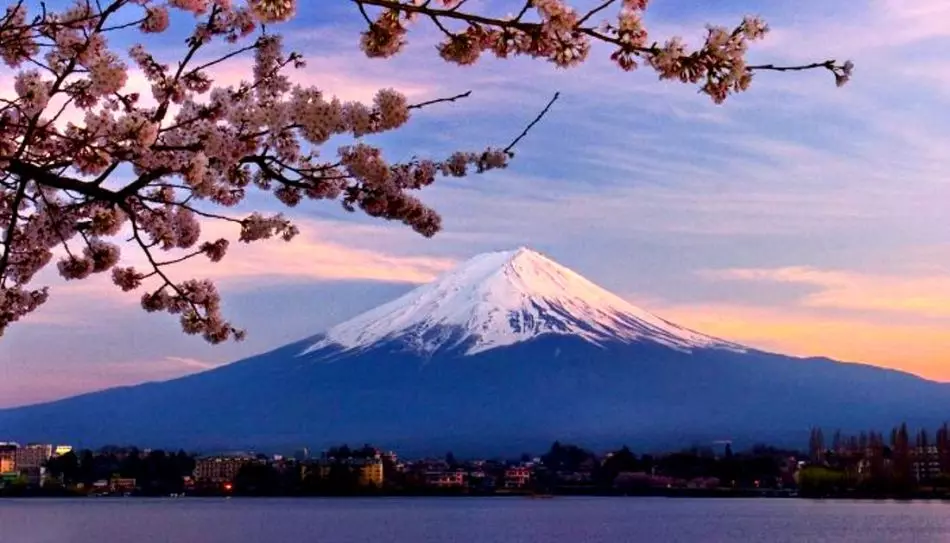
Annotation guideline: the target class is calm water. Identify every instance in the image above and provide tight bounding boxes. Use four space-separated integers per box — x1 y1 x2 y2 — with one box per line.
2 497 950 542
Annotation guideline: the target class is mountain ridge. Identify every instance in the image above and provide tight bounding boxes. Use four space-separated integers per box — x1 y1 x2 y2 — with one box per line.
2 247 949 455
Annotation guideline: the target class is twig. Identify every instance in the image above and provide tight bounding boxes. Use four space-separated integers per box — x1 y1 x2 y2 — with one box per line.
576 0 619 27
504 92 560 154
408 90 472 110
746 60 835 72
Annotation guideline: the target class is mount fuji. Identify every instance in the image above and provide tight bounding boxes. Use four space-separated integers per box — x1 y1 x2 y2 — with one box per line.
3 247 950 455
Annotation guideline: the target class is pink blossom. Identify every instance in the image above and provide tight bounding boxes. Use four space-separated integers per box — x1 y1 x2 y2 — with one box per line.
200 239 229 262
248 0 296 23
88 54 129 97
0 5 39 67
112 267 144 291
0 286 48 335
83 240 121 273
168 0 211 15
14 71 50 115
86 206 126 237
141 6 170 33
360 17 406 58
57 256 94 280
374 88 410 130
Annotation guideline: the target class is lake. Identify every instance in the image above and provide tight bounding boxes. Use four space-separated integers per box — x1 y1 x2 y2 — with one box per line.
2 497 950 542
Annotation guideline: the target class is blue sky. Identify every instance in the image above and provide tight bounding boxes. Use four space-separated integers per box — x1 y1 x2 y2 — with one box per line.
2 0 950 407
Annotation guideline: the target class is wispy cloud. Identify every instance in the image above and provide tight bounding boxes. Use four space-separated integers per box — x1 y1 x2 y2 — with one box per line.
703 267 950 320
182 218 457 286
163 356 221 371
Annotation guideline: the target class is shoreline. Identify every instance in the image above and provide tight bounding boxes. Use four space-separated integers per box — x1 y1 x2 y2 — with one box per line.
6 489 950 501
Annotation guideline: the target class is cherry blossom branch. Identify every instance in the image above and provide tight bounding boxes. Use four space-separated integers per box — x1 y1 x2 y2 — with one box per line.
0 177 29 285
352 0 853 100
0 0 847 342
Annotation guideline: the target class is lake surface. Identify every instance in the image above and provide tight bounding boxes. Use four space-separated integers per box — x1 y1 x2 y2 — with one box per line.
3 497 950 542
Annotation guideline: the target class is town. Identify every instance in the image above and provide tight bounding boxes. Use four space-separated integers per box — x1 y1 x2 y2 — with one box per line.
4 423 950 499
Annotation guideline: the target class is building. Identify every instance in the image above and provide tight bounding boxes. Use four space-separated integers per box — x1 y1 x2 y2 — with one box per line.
504 467 531 489
358 457 384 487
15 444 53 470
425 470 465 488
0 443 17 473
914 445 941 482
194 456 254 484
110 478 137 493
54 445 73 457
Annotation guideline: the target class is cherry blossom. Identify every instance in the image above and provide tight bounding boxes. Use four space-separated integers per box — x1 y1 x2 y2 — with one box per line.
0 0 848 343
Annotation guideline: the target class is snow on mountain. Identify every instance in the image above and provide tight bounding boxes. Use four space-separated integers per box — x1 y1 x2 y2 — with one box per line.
303 247 741 357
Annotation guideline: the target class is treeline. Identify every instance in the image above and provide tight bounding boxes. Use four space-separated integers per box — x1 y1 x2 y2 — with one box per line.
533 442 795 493
800 423 950 498
41 447 196 495
224 445 394 497
202 442 801 497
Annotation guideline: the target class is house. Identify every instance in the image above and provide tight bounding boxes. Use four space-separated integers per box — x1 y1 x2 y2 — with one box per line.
504 467 531 489
110 477 137 493
15 444 53 470
357 457 384 487
425 470 465 488
0 443 17 473
194 456 254 484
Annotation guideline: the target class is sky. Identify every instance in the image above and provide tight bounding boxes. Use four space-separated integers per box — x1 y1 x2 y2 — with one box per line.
2 0 949 407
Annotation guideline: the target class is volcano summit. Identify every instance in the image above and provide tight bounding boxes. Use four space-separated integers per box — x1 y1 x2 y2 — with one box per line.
306 247 738 357
2 248 949 454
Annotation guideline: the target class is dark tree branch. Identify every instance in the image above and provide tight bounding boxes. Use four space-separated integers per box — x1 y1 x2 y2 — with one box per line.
408 90 472 110
504 92 560 155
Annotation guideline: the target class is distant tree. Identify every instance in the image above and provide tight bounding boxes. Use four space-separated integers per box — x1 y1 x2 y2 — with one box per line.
541 441 595 472
808 428 825 463
78 450 96 484
938 423 950 474
234 462 280 495
119 448 142 479
45 451 80 485
892 422 912 484
323 462 360 495
598 446 641 485
326 445 352 460
0 0 850 341
831 430 842 454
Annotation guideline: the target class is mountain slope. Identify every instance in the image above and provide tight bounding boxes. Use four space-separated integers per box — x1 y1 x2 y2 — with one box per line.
305 247 738 356
1 247 948 455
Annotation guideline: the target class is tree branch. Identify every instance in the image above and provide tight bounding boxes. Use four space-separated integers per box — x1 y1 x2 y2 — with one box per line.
6 160 119 202
408 90 472 110
504 92 560 154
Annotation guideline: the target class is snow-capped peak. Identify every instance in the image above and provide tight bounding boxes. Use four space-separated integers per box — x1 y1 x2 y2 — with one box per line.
302 247 741 356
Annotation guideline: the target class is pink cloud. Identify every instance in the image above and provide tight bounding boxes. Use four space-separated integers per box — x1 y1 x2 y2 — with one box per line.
702 266 950 320
0 356 223 408
651 300 950 382
181 217 458 286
